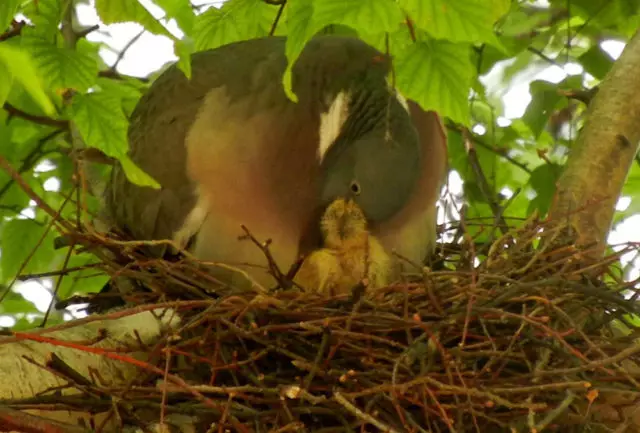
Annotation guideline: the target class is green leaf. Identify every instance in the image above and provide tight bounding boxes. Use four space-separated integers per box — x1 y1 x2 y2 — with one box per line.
395 39 473 125
95 77 145 117
0 43 55 114
0 292 39 315
565 0 640 35
120 155 161 189
470 99 496 136
193 5 241 51
21 31 98 93
70 92 159 189
0 0 21 32
1 219 58 281
0 173 29 217
312 0 403 34
174 37 194 79
521 80 562 138
398 0 507 46
357 24 414 54
0 60 12 107
284 0 405 101
618 8 640 38
193 0 274 51
527 163 561 216
153 0 196 35
69 92 129 158
579 45 614 80
0 124 60 216
499 6 555 38
95 0 175 39
22 0 61 35
283 0 319 102
622 161 640 198
488 0 511 22
13 316 48 331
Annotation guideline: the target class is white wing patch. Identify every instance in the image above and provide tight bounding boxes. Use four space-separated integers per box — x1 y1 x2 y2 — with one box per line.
394 89 410 113
385 75 410 114
173 191 210 251
318 91 351 163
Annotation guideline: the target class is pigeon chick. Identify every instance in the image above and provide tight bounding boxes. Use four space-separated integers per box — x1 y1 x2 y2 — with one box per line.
295 198 393 296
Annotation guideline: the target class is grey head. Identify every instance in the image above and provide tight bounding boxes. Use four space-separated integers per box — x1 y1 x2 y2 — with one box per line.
318 83 423 224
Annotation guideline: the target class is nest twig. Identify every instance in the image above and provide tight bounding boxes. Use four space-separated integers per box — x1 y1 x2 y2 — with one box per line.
7 211 640 433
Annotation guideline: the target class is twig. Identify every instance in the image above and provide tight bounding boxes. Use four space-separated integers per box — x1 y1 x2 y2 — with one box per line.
0 155 75 232
534 391 576 432
471 135 532 174
0 129 64 201
2 102 68 128
0 405 91 433
239 225 290 289
42 227 76 327
17 263 102 281
110 29 146 72
0 20 26 42
0 188 74 305
303 327 330 391
404 15 416 42
569 2 611 45
559 87 598 105
446 123 531 174
527 46 561 68
334 391 402 433
98 69 150 83
462 129 509 235
76 24 99 38
509 7 569 40
14 331 249 431
269 1 286 36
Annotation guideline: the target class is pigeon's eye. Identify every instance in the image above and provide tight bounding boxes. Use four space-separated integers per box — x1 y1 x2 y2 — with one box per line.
350 180 361 195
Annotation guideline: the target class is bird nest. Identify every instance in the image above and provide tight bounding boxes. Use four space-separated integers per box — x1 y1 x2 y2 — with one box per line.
50 216 640 432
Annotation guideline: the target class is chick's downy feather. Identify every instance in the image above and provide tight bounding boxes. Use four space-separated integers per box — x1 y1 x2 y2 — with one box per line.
295 198 392 296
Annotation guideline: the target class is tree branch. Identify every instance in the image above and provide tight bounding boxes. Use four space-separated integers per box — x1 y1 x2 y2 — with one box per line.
547 30 640 257
2 102 68 128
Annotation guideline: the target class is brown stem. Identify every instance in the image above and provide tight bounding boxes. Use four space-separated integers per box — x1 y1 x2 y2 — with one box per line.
547 30 640 257
462 129 509 235
76 24 99 38
269 2 286 36
0 21 26 42
2 103 68 128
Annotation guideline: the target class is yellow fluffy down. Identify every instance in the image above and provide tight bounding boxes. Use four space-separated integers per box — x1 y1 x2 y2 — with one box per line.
294 198 393 296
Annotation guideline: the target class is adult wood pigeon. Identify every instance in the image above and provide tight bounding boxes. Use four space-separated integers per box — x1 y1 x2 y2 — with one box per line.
104 36 448 290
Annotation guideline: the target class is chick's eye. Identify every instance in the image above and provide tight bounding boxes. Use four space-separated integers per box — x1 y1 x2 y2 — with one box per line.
350 180 361 195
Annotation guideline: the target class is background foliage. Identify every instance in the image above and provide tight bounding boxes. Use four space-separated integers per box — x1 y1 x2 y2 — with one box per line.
0 0 637 328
